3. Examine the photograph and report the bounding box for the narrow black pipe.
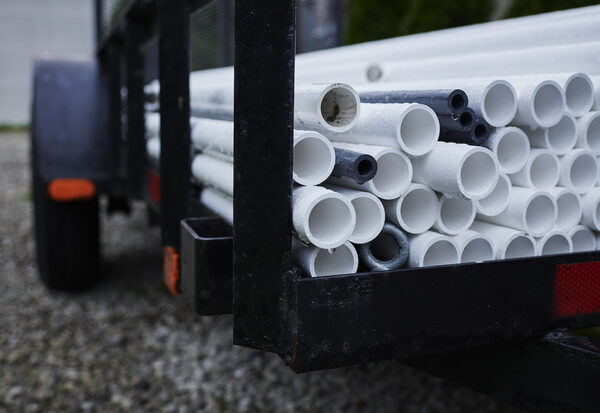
[332,148,377,184]
[438,108,490,145]
[357,223,409,271]
[359,89,468,116]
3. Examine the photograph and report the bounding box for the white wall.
[0,0,93,124]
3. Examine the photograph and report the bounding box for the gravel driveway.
[0,132,519,412]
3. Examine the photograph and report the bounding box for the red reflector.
[163,246,180,295]
[149,171,160,204]
[554,261,600,318]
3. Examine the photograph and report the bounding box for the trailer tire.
[33,177,100,290]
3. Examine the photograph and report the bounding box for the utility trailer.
[30,0,600,410]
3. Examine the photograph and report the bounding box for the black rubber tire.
[33,177,100,290]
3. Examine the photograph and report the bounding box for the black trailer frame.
[32,0,600,410]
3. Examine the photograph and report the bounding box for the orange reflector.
[554,261,600,318]
[163,246,180,295]
[48,179,96,201]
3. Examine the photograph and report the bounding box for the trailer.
[30,1,600,410]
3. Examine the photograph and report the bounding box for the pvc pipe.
[292,239,358,277]
[326,103,439,157]
[383,183,439,235]
[191,154,233,196]
[525,113,577,155]
[190,117,234,155]
[535,230,573,256]
[470,221,536,260]
[508,149,559,190]
[145,112,160,137]
[478,188,557,237]
[510,79,565,129]
[593,76,600,111]
[292,130,336,186]
[483,127,530,174]
[359,89,468,116]
[576,111,600,155]
[568,225,596,253]
[433,195,476,235]
[199,187,233,225]
[412,142,498,200]
[327,143,412,200]
[292,185,356,249]
[560,73,595,117]
[453,230,495,263]
[324,185,385,244]
[581,189,600,231]
[294,83,360,133]
[357,223,409,271]
[475,173,511,217]
[558,149,598,194]
[146,136,160,161]
[407,231,459,268]
[191,103,233,121]
[331,148,377,184]
[549,187,582,231]
[439,111,489,146]
[355,79,517,128]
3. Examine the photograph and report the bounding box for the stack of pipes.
[144,5,600,277]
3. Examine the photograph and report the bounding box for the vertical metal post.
[218,0,233,66]
[107,44,123,191]
[233,0,297,352]
[95,0,103,50]
[157,0,191,250]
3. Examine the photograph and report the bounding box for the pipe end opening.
[482,82,517,127]
[313,243,358,276]
[422,239,458,267]
[459,150,498,199]
[461,237,494,263]
[547,114,576,154]
[320,85,360,132]
[555,191,582,230]
[532,82,564,127]
[529,151,559,189]
[450,90,468,113]
[293,134,335,185]
[370,152,411,199]
[399,186,438,234]
[504,235,535,259]
[565,75,594,116]
[495,129,529,174]
[307,196,355,248]
[524,194,556,236]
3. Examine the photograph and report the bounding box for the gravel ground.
[0,132,520,412]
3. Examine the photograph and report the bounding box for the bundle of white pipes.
[144,6,600,277]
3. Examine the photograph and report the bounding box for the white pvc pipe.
[559,149,598,193]
[453,230,495,263]
[412,142,498,200]
[190,117,234,155]
[327,142,412,200]
[292,130,336,186]
[509,79,565,129]
[509,149,559,190]
[292,239,359,277]
[433,195,476,235]
[581,189,600,231]
[576,111,600,155]
[535,230,573,256]
[470,221,536,260]
[483,127,530,174]
[478,188,557,237]
[324,186,385,244]
[475,173,511,217]
[593,76,600,111]
[146,136,160,161]
[355,79,517,127]
[568,225,596,253]
[526,113,577,155]
[294,83,361,133]
[560,73,595,116]
[549,187,583,231]
[383,183,439,234]
[325,103,439,156]
[200,187,233,225]
[407,231,459,268]
[292,185,356,249]
[145,112,160,137]
[191,154,234,196]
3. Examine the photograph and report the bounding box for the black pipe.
[331,148,377,184]
[357,223,409,271]
[438,108,490,145]
[359,89,468,116]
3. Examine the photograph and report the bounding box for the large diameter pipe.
[508,149,560,190]
[412,142,499,200]
[568,225,596,253]
[357,223,409,271]
[558,149,598,194]
[549,187,582,231]
[383,183,439,234]
[475,173,511,217]
[327,142,412,200]
[324,185,385,244]
[477,188,557,237]
[453,230,495,263]
[326,103,439,157]
[525,113,577,155]
[581,189,600,231]
[190,117,234,155]
[433,195,476,235]
[559,73,595,117]
[483,127,530,174]
[331,148,377,184]
[407,231,459,268]
[470,221,536,260]
[509,79,565,129]
[145,112,160,137]
[146,136,160,161]
[292,186,356,249]
[200,187,233,225]
[576,111,600,154]
[535,230,573,256]
[359,89,468,116]
[292,239,358,277]
[191,154,234,196]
